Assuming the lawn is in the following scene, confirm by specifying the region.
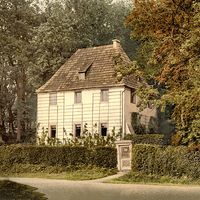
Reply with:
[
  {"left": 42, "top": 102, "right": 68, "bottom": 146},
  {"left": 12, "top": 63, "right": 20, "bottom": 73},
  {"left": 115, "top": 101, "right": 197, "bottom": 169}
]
[
  {"left": 0, "top": 167, "right": 117, "bottom": 181},
  {"left": 109, "top": 172, "right": 200, "bottom": 186},
  {"left": 0, "top": 180, "right": 47, "bottom": 200}
]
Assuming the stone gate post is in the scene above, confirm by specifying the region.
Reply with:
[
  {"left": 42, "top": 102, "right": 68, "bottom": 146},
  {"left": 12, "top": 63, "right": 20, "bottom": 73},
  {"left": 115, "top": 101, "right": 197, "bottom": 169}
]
[{"left": 115, "top": 140, "right": 132, "bottom": 171}]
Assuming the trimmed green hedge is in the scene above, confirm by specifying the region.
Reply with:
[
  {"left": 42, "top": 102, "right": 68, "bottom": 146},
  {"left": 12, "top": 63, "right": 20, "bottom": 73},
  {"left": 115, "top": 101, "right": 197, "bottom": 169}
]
[
  {"left": 132, "top": 144, "right": 200, "bottom": 179},
  {"left": 124, "top": 134, "right": 163, "bottom": 145},
  {"left": 92, "top": 147, "right": 117, "bottom": 168},
  {"left": 0, "top": 145, "right": 117, "bottom": 172}
]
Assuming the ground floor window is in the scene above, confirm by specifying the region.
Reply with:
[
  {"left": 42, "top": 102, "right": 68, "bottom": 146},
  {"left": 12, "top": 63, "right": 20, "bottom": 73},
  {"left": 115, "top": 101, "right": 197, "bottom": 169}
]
[
  {"left": 101, "top": 123, "right": 108, "bottom": 136},
  {"left": 50, "top": 125, "right": 56, "bottom": 138},
  {"left": 75, "top": 124, "right": 81, "bottom": 138}
]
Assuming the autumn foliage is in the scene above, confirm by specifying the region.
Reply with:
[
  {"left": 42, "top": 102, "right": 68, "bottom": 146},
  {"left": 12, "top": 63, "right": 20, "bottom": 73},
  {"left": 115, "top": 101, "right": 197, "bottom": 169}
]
[{"left": 127, "top": 0, "right": 200, "bottom": 146}]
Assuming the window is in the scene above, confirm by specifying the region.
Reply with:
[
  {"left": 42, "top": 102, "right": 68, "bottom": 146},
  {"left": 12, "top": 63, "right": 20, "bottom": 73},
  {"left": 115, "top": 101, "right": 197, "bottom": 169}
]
[
  {"left": 147, "top": 101, "right": 154, "bottom": 109},
  {"left": 78, "top": 60, "right": 93, "bottom": 80},
  {"left": 49, "top": 93, "right": 57, "bottom": 105},
  {"left": 101, "top": 123, "right": 108, "bottom": 136},
  {"left": 78, "top": 72, "right": 85, "bottom": 80},
  {"left": 130, "top": 89, "right": 136, "bottom": 104},
  {"left": 50, "top": 125, "right": 56, "bottom": 138},
  {"left": 75, "top": 124, "right": 81, "bottom": 138},
  {"left": 101, "top": 89, "right": 108, "bottom": 102},
  {"left": 75, "top": 91, "right": 82, "bottom": 103}
]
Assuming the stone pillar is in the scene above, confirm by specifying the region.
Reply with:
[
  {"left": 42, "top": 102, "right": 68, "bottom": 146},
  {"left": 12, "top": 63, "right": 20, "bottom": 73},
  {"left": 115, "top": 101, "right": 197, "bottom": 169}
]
[{"left": 115, "top": 140, "right": 132, "bottom": 171}]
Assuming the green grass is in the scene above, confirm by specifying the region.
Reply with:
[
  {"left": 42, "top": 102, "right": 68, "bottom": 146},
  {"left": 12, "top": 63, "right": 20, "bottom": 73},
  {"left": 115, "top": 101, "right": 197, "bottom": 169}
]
[
  {"left": 0, "top": 180, "right": 47, "bottom": 200},
  {"left": 0, "top": 167, "right": 117, "bottom": 181},
  {"left": 109, "top": 172, "right": 200, "bottom": 186}
]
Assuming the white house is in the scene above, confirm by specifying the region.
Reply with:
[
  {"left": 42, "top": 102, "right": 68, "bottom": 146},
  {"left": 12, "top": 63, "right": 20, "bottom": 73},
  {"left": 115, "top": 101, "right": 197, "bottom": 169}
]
[{"left": 36, "top": 40, "right": 157, "bottom": 141}]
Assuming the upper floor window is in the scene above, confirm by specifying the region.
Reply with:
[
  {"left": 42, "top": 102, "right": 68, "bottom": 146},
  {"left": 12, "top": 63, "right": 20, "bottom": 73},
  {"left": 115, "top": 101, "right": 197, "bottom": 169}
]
[
  {"left": 101, "top": 123, "right": 108, "bottom": 136},
  {"left": 130, "top": 89, "right": 136, "bottom": 104},
  {"left": 101, "top": 89, "right": 108, "bottom": 102},
  {"left": 49, "top": 93, "right": 57, "bottom": 105},
  {"left": 75, "top": 91, "right": 82, "bottom": 103}
]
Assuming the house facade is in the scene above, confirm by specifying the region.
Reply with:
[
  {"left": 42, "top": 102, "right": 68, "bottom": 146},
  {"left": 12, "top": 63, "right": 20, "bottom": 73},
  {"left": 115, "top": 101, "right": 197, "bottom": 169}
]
[{"left": 37, "top": 40, "right": 157, "bottom": 141}]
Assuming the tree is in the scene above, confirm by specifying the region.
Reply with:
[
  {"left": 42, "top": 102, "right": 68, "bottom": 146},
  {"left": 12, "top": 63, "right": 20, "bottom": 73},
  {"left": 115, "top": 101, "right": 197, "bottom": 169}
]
[
  {"left": 0, "top": 0, "right": 134, "bottom": 143},
  {"left": 126, "top": 0, "right": 200, "bottom": 145},
  {"left": 0, "top": 0, "right": 40, "bottom": 142},
  {"left": 30, "top": 0, "right": 134, "bottom": 88}
]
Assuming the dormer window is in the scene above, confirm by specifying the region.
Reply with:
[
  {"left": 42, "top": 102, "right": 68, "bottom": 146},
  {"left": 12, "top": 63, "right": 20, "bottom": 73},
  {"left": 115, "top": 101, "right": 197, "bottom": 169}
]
[
  {"left": 78, "top": 60, "right": 93, "bottom": 80},
  {"left": 79, "top": 72, "right": 85, "bottom": 80}
]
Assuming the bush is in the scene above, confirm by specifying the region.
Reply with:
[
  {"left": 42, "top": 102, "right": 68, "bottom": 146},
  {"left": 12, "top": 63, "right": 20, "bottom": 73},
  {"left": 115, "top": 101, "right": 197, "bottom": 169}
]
[
  {"left": 92, "top": 147, "right": 117, "bottom": 168},
  {"left": 124, "top": 134, "right": 163, "bottom": 145},
  {"left": 0, "top": 145, "right": 117, "bottom": 174},
  {"left": 132, "top": 144, "right": 200, "bottom": 179}
]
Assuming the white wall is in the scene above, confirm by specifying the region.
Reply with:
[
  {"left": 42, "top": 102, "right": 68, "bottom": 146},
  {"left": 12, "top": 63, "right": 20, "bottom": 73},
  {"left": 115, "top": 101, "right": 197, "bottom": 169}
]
[
  {"left": 37, "top": 87, "right": 125, "bottom": 141},
  {"left": 37, "top": 86, "right": 158, "bottom": 141}
]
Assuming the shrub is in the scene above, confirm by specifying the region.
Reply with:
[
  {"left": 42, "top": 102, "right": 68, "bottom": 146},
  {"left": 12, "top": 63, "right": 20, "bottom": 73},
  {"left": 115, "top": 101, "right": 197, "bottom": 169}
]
[
  {"left": 132, "top": 144, "right": 200, "bottom": 179},
  {"left": 0, "top": 145, "right": 117, "bottom": 174},
  {"left": 37, "top": 124, "right": 121, "bottom": 148},
  {"left": 124, "top": 134, "right": 163, "bottom": 145},
  {"left": 92, "top": 147, "right": 117, "bottom": 168}
]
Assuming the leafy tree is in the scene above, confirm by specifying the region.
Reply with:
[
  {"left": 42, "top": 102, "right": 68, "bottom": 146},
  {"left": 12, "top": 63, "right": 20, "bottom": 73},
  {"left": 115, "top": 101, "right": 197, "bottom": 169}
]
[
  {"left": 126, "top": 0, "right": 200, "bottom": 145},
  {"left": 0, "top": 0, "right": 134, "bottom": 143},
  {"left": 0, "top": 0, "right": 41, "bottom": 142},
  {"left": 30, "top": 0, "right": 134, "bottom": 88}
]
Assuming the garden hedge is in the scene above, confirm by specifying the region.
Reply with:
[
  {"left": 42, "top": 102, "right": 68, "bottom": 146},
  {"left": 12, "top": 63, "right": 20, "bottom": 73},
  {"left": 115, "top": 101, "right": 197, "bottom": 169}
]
[
  {"left": 124, "top": 134, "right": 163, "bottom": 145},
  {"left": 92, "top": 147, "right": 117, "bottom": 168},
  {"left": 132, "top": 144, "right": 200, "bottom": 179},
  {"left": 132, "top": 134, "right": 163, "bottom": 145},
  {"left": 0, "top": 145, "right": 117, "bottom": 173}
]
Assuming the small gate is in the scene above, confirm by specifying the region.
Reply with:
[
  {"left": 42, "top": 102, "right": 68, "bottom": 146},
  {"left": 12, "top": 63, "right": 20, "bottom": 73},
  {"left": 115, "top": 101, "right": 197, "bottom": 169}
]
[{"left": 116, "top": 140, "right": 132, "bottom": 171}]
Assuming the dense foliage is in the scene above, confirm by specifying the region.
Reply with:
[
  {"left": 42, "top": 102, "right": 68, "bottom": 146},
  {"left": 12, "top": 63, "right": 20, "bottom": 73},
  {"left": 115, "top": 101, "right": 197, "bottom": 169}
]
[
  {"left": 132, "top": 144, "right": 200, "bottom": 179},
  {"left": 0, "top": 145, "right": 117, "bottom": 172},
  {"left": 0, "top": 0, "right": 133, "bottom": 143},
  {"left": 124, "top": 134, "right": 163, "bottom": 145},
  {"left": 127, "top": 0, "right": 200, "bottom": 145},
  {"left": 0, "top": 0, "right": 40, "bottom": 143}
]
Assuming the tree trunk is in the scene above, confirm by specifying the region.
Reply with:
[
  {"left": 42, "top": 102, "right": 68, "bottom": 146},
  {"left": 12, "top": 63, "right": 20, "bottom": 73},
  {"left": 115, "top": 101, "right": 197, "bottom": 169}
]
[
  {"left": 16, "top": 67, "right": 26, "bottom": 143},
  {"left": 8, "top": 106, "right": 15, "bottom": 136},
  {"left": 0, "top": 107, "right": 5, "bottom": 143}
]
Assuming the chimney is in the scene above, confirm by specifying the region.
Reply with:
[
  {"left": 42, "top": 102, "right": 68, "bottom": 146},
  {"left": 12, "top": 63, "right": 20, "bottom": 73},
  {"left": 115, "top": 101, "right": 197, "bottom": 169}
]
[{"left": 112, "top": 39, "right": 120, "bottom": 49}]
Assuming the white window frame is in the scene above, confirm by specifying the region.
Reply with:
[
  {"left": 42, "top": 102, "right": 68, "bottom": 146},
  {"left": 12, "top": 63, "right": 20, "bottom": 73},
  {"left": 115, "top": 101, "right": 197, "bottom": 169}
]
[
  {"left": 100, "top": 89, "right": 109, "bottom": 102},
  {"left": 49, "top": 93, "right": 57, "bottom": 106},
  {"left": 74, "top": 123, "right": 82, "bottom": 138},
  {"left": 50, "top": 125, "right": 56, "bottom": 138},
  {"left": 100, "top": 122, "right": 108, "bottom": 136},
  {"left": 74, "top": 91, "right": 82, "bottom": 104}
]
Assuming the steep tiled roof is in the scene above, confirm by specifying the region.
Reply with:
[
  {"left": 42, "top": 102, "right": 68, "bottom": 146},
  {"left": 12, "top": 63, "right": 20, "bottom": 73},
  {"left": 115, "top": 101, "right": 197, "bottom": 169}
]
[{"left": 37, "top": 42, "right": 137, "bottom": 93}]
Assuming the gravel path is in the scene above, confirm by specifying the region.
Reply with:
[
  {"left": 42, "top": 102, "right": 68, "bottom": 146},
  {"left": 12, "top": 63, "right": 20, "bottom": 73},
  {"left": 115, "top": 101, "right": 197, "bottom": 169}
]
[{"left": 1, "top": 175, "right": 200, "bottom": 200}]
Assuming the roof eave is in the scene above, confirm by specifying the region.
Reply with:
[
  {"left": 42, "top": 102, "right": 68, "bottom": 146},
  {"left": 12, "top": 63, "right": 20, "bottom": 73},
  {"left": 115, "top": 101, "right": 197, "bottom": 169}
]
[{"left": 36, "top": 83, "right": 127, "bottom": 93}]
